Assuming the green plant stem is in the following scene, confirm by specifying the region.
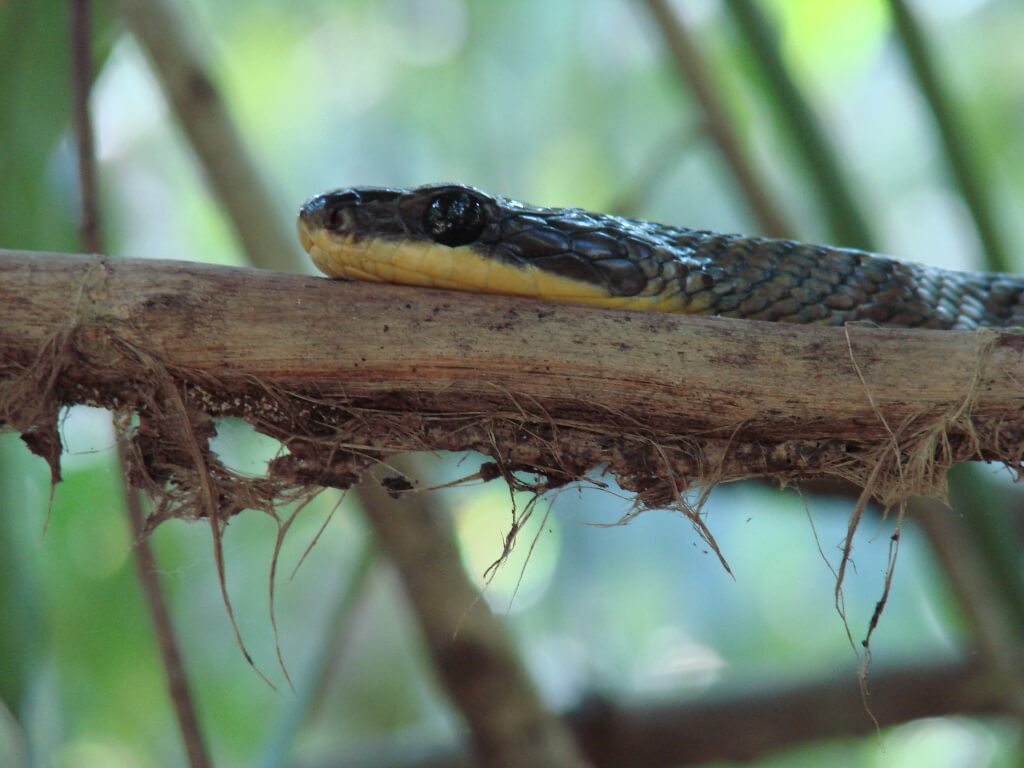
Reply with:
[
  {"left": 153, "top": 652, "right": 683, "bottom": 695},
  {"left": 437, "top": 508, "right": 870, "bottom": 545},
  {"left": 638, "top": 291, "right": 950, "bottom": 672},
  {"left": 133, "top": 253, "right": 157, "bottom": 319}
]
[
  {"left": 887, "top": 0, "right": 1012, "bottom": 273},
  {"left": 70, "top": 1, "right": 212, "bottom": 763},
  {"left": 640, "top": 0, "right": 795, "bottom": 238},
  {"left": 723, "top": 0, "right": 875, "bottom": 250},
  {"left": 724, "top": 0, "right": 1024, "bottom": 667},
  {"left": 261, "top": 536, "right": 378, "bottom": 768},
  {"left": 947, "top": 465, "right": 1024, "bottom": 636}
]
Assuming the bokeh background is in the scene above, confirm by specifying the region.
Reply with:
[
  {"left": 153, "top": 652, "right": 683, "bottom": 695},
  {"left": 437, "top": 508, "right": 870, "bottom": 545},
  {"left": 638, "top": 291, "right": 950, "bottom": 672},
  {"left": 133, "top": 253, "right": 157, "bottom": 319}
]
[{"left": 4, "top": 0, "right": 1024, "bottom": 765}]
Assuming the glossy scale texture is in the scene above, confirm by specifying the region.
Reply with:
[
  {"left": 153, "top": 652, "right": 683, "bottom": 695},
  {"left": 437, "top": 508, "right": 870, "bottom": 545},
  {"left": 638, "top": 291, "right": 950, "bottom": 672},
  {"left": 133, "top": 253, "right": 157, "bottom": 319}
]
[{"left": 299, "top": 184, "right": 1024, "bottom": 329}]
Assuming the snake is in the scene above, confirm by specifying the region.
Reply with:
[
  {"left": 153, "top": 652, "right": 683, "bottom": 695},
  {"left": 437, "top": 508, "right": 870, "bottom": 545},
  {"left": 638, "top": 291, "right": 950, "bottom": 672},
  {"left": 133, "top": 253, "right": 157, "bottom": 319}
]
[{"left": 297, "top": 183, "right": 1024, "bottom": 330}]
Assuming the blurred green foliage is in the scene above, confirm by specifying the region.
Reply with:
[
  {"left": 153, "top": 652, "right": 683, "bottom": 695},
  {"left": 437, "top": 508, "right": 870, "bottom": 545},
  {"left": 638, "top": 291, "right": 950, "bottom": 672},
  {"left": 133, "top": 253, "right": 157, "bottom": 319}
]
[{"left": 3, "top": 0, "right": 1024, "bottom": 766}]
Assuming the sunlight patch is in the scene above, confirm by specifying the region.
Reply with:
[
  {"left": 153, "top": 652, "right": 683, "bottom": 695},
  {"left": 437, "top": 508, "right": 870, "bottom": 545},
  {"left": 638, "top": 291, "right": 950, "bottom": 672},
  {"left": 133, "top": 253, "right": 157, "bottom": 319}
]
[{"left": 454, "top": 487, "right": 562, "bottom": 613}]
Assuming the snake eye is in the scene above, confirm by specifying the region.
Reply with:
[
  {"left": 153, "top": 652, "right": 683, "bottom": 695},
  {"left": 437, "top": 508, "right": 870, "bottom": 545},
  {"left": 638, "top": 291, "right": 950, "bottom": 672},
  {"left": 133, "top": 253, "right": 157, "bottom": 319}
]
[{"left": 423, "top": 191, "right": 486, "bottom": 247}]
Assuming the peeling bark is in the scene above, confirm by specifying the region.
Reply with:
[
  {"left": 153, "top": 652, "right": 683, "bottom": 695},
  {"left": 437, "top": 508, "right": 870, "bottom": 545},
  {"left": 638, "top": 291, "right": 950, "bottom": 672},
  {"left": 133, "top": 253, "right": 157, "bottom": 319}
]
[{"left": 2, "top": 249, "right": 1023, "bottom": 516}]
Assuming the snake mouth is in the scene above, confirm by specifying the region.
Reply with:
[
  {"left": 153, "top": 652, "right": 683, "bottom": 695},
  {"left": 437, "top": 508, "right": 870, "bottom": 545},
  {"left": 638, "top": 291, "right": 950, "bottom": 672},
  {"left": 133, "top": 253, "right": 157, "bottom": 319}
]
[
  {"left": 298, "top": 226, "right": 676, "bottom": 312},
  {"left": 298, "top": 221, "right": 520, "bottom": 289}
]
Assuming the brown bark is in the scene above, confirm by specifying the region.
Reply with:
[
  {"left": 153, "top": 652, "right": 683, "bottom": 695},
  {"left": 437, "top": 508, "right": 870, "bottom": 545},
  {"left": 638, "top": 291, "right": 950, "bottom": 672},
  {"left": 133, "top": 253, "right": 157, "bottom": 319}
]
[{"left": 2, "top": 249, "right": 1023, "bottom": 509}]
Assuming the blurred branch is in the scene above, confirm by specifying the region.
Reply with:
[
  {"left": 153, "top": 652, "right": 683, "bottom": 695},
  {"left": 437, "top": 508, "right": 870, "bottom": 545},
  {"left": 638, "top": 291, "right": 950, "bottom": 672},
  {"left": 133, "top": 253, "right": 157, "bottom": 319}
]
[
  {"left": 358, "top": 455, "right": 591, "bottom": 768},
  {"left": 887, "top": 0, "right": 1012, "bottom": 273},
  {"left": 0, "top": 699, "right": 27, "bottom": 768},
  {"left": 117, "top": 0, "right": 306, "bottom": 273},
  {"left": 308, "top": 654, "right": 1007, "bottom": 768},
  {"left": 909, "top": 461, "right": 1024, "bottom": 715},
  {"left": 911, "top": 498, "right": 1024, "bottom": 711},
  {"left": 639, "top": 0, "right": 795, "bottom": 238},
  {"left": 722, "top": 0, "right": 876, "bottom": 250},
  {"left": 119, "top": 442, "right": 213, "bottom": 768},
  {"left": 261, "top": 536, "right": 380, "bottom": 768},
  {"left": 69, "top": 3, "right": 212, "bottom": 766},
  {"left": 945, "top": 465, "right": 1024, "bottom": 641},
  {"left": 70, "top": 0, "right": 100, "bottom": 255}
]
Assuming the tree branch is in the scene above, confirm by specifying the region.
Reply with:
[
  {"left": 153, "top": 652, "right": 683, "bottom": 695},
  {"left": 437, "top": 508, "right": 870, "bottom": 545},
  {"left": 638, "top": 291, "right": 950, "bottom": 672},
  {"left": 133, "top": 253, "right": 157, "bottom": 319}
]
[{"left": 3, "top": 249, "right": 1023, "bottom": 509}]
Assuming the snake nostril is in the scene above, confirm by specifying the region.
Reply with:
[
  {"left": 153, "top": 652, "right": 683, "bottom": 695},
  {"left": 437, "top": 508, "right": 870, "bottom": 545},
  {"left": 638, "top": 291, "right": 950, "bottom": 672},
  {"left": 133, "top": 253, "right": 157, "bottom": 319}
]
[
  {"left": 300, "top": 191, "right": 364, "bottom": 232},
  {"left": 323, "top": 194, "right": 358, "bottom": 231},
  {"left": 325, "top": 204, "right": 346, "bottom": 231},
  {"left": 299, "top": 195, "right": 328, "bottom": 227}
]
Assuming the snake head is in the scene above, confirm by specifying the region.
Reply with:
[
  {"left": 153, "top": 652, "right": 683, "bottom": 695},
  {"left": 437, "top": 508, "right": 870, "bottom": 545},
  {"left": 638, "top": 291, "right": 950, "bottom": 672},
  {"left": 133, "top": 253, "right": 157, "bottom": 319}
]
[
  {"left": 299, "top": 184, "right": 499, "bottom": 249},
  {"left": 298, "top": 183, "right": 653, "bottom": 304}
]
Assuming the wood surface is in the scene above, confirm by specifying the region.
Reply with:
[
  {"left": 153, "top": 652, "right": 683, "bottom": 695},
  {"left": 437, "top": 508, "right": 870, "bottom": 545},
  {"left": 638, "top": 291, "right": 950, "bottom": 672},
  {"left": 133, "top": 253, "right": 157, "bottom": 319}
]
[{"left": 3, "top": 249, "right": 1023, "bottom": 501}]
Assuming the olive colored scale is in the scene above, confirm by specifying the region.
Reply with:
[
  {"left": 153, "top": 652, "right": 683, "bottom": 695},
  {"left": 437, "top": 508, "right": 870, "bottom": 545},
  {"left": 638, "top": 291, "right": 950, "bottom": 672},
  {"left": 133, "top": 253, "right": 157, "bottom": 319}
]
[{"left": 298, "top": 183, "right": 1024, "bottom": 330}]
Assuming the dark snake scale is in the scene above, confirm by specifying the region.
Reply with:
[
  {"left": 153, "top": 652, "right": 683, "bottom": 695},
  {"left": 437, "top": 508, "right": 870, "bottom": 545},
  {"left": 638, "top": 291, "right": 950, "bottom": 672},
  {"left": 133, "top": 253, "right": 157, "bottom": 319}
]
[{"left": 298, "top": 183, "right": 1024, "bottom": 330}]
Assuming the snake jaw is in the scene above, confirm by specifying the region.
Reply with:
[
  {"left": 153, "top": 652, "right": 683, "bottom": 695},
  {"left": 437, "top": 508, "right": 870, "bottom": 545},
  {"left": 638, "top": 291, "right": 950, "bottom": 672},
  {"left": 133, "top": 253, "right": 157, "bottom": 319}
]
[
  {"left": 300, "top": 222, "right": 683, "bottom": 311},
  {"left": 297, "top": 185, "right": 683, "bottom": 309}
]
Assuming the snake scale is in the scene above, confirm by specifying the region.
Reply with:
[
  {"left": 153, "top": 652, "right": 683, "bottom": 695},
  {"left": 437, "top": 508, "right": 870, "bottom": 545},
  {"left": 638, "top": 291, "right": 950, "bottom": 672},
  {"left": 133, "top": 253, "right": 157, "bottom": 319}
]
[{"left": 298, "top": 183, "right": 1024, "bottom": 330}]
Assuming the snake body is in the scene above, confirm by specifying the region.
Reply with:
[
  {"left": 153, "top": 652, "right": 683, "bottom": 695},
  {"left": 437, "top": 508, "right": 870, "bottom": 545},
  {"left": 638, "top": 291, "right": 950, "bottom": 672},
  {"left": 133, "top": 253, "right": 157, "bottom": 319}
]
[{"left": 298, "top": 183, "right": 1024, "bottom": 329}]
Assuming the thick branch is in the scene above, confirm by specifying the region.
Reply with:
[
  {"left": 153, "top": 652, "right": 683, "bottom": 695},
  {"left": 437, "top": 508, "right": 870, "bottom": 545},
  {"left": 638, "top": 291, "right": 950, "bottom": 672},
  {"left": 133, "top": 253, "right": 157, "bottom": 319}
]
[{"left": 3, "top": 250, "right": 1024, "bottom": 506}]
